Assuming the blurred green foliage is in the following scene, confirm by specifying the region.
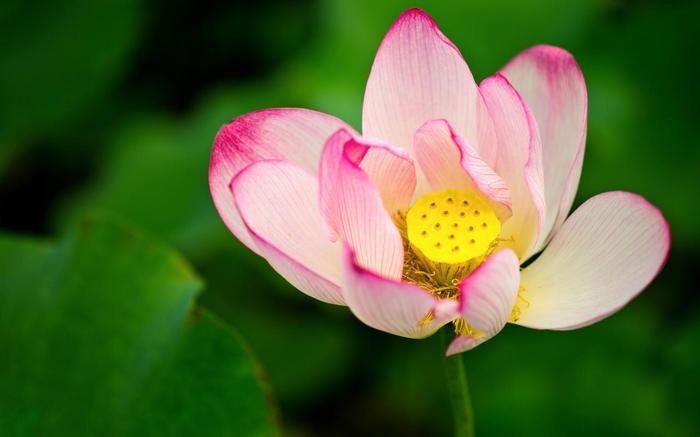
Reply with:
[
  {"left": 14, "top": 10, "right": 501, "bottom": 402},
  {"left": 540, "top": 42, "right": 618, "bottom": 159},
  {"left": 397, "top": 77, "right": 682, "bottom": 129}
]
[
  {"left": 0, "top": 217, "right": 277, "bottom": 436},
  {"left": 0, "top": 0, "right": 142, "bottom": 168},
  {"left": 0, "top": 0, "right": 698, "bottom": 435}
]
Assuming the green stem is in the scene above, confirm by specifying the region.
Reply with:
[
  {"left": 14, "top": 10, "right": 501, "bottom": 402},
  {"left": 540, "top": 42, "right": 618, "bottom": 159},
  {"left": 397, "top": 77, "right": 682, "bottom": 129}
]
[{"left": 440, "top": 328, "right": 475, "bottom": 437}]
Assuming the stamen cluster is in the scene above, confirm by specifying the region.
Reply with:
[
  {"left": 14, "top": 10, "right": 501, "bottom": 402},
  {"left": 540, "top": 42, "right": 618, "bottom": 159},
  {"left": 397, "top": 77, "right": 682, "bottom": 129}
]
[{"left": 394, "top": 189, "right": 504, "bottom": 336}]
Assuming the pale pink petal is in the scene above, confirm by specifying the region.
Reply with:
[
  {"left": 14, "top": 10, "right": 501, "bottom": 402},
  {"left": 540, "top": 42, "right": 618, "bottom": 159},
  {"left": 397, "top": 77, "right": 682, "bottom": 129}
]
[
  {"left": 231, "top": 160, "right": 344, "bottom": 305},
  {"left": 459, "top": 249, "right": 521, "bottom": 334},
  {"left": 362, "top": 8, "right": 487, "bottom": 195},
  {"left": 319, "top": 130, "right": 405, "bottom": 280},
  {"left": 319, "top": 130, "right": 417, "bottom": 235},
  {"left": 414, "top": 119, "right": 512, "bottom": 221},
  {"left": 480, "top": 75, "right": 545, "bottom": 260},
  {"left": 433, "top": 299, "right": 461, "bottom": 321},
  {"left": 501, "top": 45, "right": 587, "bottom": 251},
  {"left": 360, "top": 144, "right": 417, "bottom": 215},
  {"left": 516, "top": 192, "right": 670, "bottom": 330},
  {"left": 475, "top": 98, "right": 499, "bottom": 167},
  {"left": 250, "top": 237, "right": 343, "bottom": 306},
  {"left": 210, "top": 108, "right": 354, "bottom": 252},
  {"left": 319, "top": 130, "right": 365, "bottom": 241},
  {"left": 342, "top": 245, "right": 455, "bottom": 338},
  {"left": 446, "top": 249, "right": 521, "bottom": 355},
  {"left": 446, "top": 336, "right": 487, "bottom": 356}
]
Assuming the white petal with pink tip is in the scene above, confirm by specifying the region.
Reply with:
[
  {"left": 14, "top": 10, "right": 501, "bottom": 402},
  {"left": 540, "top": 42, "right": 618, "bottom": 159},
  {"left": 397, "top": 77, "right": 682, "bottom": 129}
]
[
  {"left": 320, "top": 130, "right": 407, "bottom": 280},
  {"left": 210, "top": 109, "right": 353, "bottom": 252},
  {"left": 480, "top": 75, "right": 545, "bottom": 260},
  {"left": 501, "top": 45, "right": 587, "bottom": 251},
  {"left": 516, "top": 191, "right": 670, "bottom": 329},
  {"left": 362, "top": 9, "right": 493, "bottom": 195},
  {"left": 446, "top": 249, "right": 521, "bottom": 355}
]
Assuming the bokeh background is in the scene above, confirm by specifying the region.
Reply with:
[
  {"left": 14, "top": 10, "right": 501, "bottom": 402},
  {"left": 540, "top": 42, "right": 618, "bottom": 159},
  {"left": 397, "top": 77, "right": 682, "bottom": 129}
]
[{"left": 1, "top": 0, "right": 699, "bottom": 435}]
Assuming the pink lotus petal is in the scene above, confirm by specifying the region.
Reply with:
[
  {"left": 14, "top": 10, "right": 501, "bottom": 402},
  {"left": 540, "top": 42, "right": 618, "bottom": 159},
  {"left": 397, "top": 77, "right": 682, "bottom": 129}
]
[
  {"left": 319, "top": 130, "right": 417, "bottom": 232},
  {"left": 362, "top": 8, "right": 488, "bottom": 195},
  {"left": 516, "top": 191, "right": 670, "bottom": 330},
  {"left": 360, "top": 143, "right": 417, "bottom": 215},
  {"left": 320, "top": 130, "right": 406, "bottom": 280},
  {"left": 480, "top": 75, "right": 546, "bottom": 260},
  {"left": 459, "top": 249, "right": 521, "bottom": 334},
  {"left": 446, "top": 249, "right": 520, "bottom": 355},
  {"left": 433, "top": 299, "right": 461, "bottom": 322},
  {"left": 342, "top": 245, "right": 454, "bottom": 338},
  {"left": 414, "top": 119, "right": 512, "bottom": 221},
  {"left": 446, "top": 336, "right": 487, "bottom": 356},
  {"left": 501, "top": 45, "right": 587, "bottom": 251},
  {"left": 231, "top": 160, "right": 344, "bottom": 305},
  {"left": 210, "top": 108, "right": 354, "bottom": 253}
]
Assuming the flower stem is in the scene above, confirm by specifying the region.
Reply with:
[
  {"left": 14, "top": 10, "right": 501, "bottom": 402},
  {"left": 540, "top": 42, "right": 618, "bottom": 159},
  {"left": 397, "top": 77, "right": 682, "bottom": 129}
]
[{"left": 440, "top": 328, "right": 475, "bottom": 437}]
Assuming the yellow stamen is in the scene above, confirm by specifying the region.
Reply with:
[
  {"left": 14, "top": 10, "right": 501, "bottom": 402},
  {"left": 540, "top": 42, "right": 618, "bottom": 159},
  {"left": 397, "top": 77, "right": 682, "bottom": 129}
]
[
  {"left": 508, "top": 285, "right": 530, "bottom": 323},
  {"left": 406, "top": 189, "right": 501, "bottom": 264},
  {"left": 453, "top": 317, "right": 476, "bottom": 336}
]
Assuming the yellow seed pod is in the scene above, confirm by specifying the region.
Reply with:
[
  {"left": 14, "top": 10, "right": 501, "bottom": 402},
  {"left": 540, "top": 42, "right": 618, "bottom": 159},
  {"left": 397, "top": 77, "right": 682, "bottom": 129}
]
[{"left": 406, "top": 189, "right": 501, "bottom": 264}]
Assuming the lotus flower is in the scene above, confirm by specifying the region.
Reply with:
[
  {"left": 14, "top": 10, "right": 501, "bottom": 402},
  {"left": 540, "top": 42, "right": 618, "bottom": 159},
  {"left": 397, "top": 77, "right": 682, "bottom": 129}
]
[{"left": 210, "top": 9, "right": 669, "bottom": 355}]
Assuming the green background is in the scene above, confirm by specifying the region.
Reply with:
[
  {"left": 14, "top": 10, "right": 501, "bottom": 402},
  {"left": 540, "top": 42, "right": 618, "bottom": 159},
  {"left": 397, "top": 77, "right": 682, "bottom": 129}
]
[{"left": 1, "top": 0, "right": 698, "bottom": 435}]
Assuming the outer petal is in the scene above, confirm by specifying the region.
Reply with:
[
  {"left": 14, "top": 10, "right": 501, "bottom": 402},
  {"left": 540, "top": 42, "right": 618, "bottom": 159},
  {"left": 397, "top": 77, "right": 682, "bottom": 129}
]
[
  {"left": 446, "top": 249, "right": 520, "bottom": 355},
  {"left": 342, "top": 245, "right": 457, "bottom": 338},
  {"left": 319, "top": 130, "right": 406, "bottom": 280},
  {"left": 232, "top": 160, "right": 344, "bottom": 305},
  {"left": 480, "top": 75, "right": 545, "bottom": 260},
  {"left": 362, "top": 9, "right": 489, "bottom": 194},
  {"left": 516, "top": 192, "right": 670, "bottom": 330},
  {"left": 501, "top": 45, "right": 587, "bottom": 250},
  {"left": 414, "top": 119, "right": 512, "bottom": 221},
  {"left": 210, "top": 108, "right": 353, "bottom": 253}
]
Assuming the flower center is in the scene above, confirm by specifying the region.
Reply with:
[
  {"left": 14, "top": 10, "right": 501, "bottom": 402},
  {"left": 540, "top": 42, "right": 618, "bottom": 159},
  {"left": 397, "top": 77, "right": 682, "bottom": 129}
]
[
  {"left": 406, "top": 189, "right": 501, "bottom": 264},
  {"left": 396, "top": 189, "right": 504, "bottom": 337}
]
